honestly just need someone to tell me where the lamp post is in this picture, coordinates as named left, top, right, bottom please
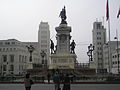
left=26, top=45, right=35, bottom=70
left=26, top=45, right=35, bottom=62
left=87, top=51, right=91, bottom=67
left=40, top=50, right=46, bottom=68
left=87, top=44, right=94, bottom=67
left=114, top=30, right=119, bottom=74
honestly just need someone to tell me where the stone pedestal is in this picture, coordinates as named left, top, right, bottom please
left=49, top=24, right=77, bottom=69
left=55, top=24, right=71, bottom=53
left=49, top=53, right=76, bottom=69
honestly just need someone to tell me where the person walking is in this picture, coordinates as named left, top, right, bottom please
left=47, top=73, right=51, bottom=83
left=24, top=73, right=34, bottom=90
left=53, top=72, right=61, bottom=90
left=63, top=74, right=71, bottom=90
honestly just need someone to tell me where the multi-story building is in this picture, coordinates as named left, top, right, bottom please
left=0, top=21, right=50, bottom=76
left=38, top=22, right=50, bottom=67
left=92, top=21, right=106, bottom=73
left=111, top=47, right=120, bottom=74
left=103, top=41, right=120, bottom=74
left=0, top=39, right=40, bottom=76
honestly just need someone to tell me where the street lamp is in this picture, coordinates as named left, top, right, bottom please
left=40, top=50, right=46, bottom=68
left=87, top=44, right=94, bottom=67
left=114, top=36, right=119, bottom=74
left=26, top=45, right=35, bottom=62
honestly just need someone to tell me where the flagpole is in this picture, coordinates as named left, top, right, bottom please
left=106, top=0, right=111, bottom=73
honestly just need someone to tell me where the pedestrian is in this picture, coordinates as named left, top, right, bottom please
left=59, top=73, right=64, bottom=83
left=53, top=72, right=61, bottom=90
left=24, top=73, right=34, bottom=90
left=63, top=74, right=70, bottom=90
left=47, top=73, right=51, bottom=83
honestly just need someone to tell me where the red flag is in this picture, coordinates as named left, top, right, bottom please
left=117, top=8, right=120, bottom=18
left=106, top=0, right=109, bottom=21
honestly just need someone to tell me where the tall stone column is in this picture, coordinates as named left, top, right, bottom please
left=49, top=6, right=77, bottom=70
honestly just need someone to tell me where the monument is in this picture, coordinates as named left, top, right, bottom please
left=49, top=6, right=77, bottom=70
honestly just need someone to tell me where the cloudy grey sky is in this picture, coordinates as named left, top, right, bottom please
left=0, top=0, right=120, bottom=63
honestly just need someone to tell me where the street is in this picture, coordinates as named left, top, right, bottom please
left=0, top=84, right=120, bottom=90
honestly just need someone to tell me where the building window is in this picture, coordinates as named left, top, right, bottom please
left=3, top=48, right=5, bottom=51
left=5, top=42, right=10, bottom=45
left=10, top=55, right=14, bottom=63
left=0, top=42, right=3, bottom=45
left=2, top=55, right=7, bottom=62
left=6, top=48, right=9, bottom=51
left=14, top=48, right=16, bottom=51
left=22, top=56, right=24, bottom=63
left=97, top=32, right=101, bottom=35
left=3, top=65, right=7, bottom=71
left=97, top=42, right=99, bottom=45
left=97, top=37, right=101, bottom=40
left=97, top=23, right=101, bottom=29
left=41, top=36, right=47, bottom=39
left=41, top=40, right=47, bottom=43
left=11, top=42, right=15, bottom=45
left=115, top=61, right=117, bottom=64
left=19, top=55, right=21, bottom=62
left=10, top=48, right=12, bottom=51
left=97, top=47, right=99, bottom=50
left=10, top=65, right=14, bottom=71
left=113, top=56, right=114, bottom=58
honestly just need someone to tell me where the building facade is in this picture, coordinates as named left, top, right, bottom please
left=92, top=21, right=106, bottom=73
left=0, top=21, right=50, bottom=76
left=0, top=39, right=40, bottom=76
left=103, top=41, right=120, bottom=74
left=112, top=47, right=120, bottom=74
left=38, top=22, right=50, bottom=67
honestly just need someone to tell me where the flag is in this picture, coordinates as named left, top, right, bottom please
left=106, top=0, right=109, bottom=21
left=117, top=8, right=120, bottom=18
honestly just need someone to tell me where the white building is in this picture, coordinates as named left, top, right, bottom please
left=0, top=39, right=40, bottom=76
left=92, top=21, right=106, bottom=73
left=0, top=21, right=50, bottom=76
left=111, top=48, right=120, bottom=74
left=103, top=41, right=120, bottom=74
left=38, top=22, right=50, bottom=67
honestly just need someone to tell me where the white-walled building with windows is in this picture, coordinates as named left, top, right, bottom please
left=0, top=21, right=50, bottom=76
left=92, top=21, right=120, bottom=74
left=103, top=41, right=120, bottom=74
left=38, top=22, right=50, bottom=66
left=111, top=48, right=120, bottom=74
left=0, top=39, right=40, bottom=76
left=91, top=21, right=106, bottom=73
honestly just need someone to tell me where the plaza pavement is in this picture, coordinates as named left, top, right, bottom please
left=0, top=84, right=120, bottom=90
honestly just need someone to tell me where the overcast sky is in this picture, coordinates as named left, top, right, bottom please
left=0, top=0, right=120, bottom=63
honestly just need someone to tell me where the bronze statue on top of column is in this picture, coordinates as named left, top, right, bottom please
left=59, top=6, right=67, bottom=24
